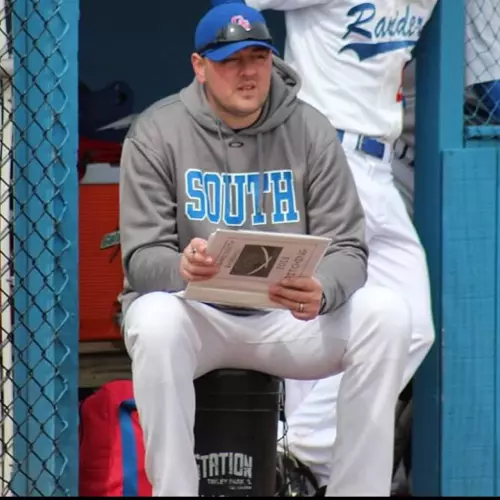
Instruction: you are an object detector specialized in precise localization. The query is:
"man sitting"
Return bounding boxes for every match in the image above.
[118,3,412,496]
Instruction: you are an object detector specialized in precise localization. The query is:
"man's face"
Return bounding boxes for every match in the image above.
[193,46,273,122]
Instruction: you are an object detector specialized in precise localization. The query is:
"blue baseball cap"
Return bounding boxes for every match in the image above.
[194,3,280,62]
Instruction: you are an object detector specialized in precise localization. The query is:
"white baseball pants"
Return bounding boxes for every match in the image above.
[280,146,435,487]
[123,285,411,497]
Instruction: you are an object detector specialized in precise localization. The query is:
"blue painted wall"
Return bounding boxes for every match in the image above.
[79,0,286,113]
[414,0,500,495]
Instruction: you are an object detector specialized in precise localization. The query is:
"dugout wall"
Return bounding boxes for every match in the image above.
[413,0,500,496]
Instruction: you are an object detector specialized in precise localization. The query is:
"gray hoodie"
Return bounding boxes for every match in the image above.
[119,58,368,318]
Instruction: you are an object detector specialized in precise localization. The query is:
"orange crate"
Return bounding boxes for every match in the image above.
[79,182,123,342]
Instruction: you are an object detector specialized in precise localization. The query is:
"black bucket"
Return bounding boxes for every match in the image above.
[194,369,282,497]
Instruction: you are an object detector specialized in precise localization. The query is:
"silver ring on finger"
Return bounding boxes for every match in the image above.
[297,302,304,313]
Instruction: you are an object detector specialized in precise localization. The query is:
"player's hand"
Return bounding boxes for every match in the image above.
[268,277,323,321]
[180,238,220,282]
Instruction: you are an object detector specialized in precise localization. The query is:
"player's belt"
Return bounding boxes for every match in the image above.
[336,129,393,163]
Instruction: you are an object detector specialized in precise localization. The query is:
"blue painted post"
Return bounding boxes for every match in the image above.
[11,0,79,495]
[413,0,500,496]
[52,0,80,495]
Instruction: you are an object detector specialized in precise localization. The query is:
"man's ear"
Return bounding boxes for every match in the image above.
[191,53,207,84]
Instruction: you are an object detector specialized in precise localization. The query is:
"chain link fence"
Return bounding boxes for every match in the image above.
[0,0,79,496]
[464,0,500,130]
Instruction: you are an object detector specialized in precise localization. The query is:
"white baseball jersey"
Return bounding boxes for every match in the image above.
[246,0,438,143]
[465,0,500,86]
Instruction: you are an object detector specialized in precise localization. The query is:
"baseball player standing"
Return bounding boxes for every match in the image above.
[119,3,412,496]
[211,0,439,489]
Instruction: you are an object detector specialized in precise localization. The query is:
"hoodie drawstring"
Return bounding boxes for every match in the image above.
[216,119,230,177]
[256,133,265,214]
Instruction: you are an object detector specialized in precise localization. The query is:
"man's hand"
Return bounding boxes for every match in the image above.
[268,277,324,321]
[180,238,220,282]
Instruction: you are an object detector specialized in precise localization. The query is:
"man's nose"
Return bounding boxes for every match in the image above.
[240,59,258,76]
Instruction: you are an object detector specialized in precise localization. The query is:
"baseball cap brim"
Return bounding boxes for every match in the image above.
[203,40,279,62]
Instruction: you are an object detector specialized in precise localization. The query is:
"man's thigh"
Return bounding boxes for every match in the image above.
[225,307,349,381]
[228,284,405,382]
[123,292,348,381]
[122,288,392,384]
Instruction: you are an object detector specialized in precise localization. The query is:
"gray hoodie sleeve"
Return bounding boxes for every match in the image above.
[307,133,369,313]
[119,117,186,294]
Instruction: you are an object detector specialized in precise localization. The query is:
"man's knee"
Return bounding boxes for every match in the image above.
[350,286,412,355]
[124,292,191,356]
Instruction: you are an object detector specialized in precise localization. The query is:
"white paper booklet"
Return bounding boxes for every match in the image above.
[177,228,330,310]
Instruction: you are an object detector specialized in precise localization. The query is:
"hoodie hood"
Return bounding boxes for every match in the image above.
[179,56,302,136]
